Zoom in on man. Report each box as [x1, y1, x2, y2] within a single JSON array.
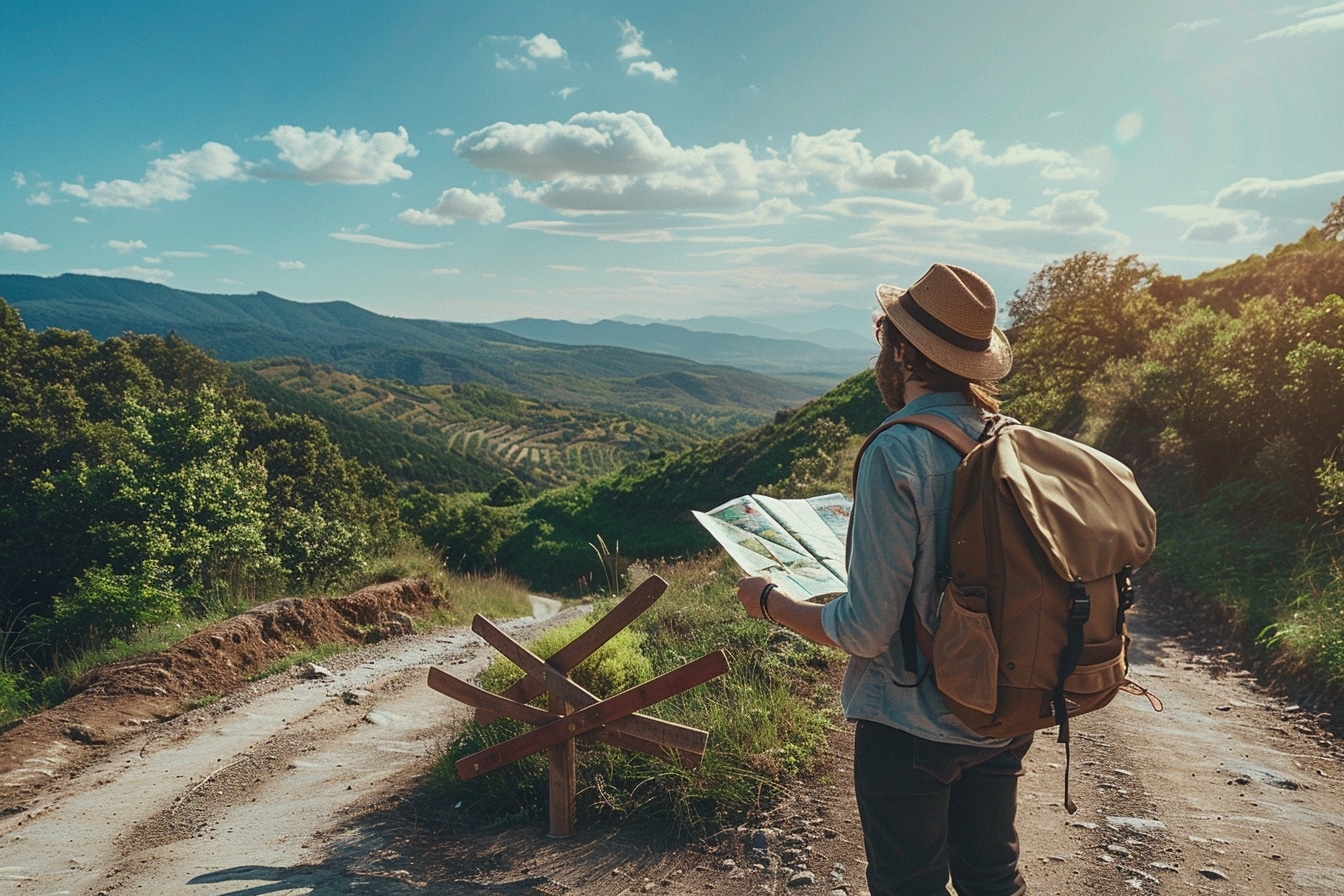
[[737, 263, 1031, 896]]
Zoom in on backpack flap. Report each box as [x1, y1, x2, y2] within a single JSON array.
[[993, 427, 1157, 582]]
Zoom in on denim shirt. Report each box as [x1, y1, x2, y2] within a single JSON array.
[[820, 392, 1010, 747]]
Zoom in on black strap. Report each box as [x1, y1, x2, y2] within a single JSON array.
[[1053, 581, 1091, 743]]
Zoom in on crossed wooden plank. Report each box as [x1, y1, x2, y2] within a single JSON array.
[[425, 575, 728, 783]]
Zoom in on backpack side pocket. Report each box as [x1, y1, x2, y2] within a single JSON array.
[[931, 583, 999, 715]]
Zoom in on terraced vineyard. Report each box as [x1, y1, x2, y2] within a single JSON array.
[[240, 360, 705, 490]]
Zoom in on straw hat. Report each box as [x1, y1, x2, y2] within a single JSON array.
[[876, 263, 1012, 381]]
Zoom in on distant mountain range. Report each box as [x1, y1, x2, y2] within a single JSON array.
[[0, 273, 819, 431], [487, 316, 873, 390], [608, 308, 871, 352]]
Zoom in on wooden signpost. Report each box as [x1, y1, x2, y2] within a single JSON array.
[[426, 575, 728, 837]]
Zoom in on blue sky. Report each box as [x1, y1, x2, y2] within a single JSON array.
[[3, 1, 1342, 334]]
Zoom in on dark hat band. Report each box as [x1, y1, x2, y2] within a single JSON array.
[[898, 291, 992, 352]]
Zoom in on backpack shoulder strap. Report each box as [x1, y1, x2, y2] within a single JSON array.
[[851, 412, 997, 491]]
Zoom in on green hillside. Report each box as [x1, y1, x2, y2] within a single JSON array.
[[0, 273, 813, 433], [235, 359, 708, 491]]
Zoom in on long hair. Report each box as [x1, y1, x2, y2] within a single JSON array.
[[877, 315, 1001, 413]]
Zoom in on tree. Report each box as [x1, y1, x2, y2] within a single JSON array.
[[1323, 194, 1344, 242], [1005, 253, 1168, 432]]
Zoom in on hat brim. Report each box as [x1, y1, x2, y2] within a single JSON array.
[[877, 284, 1012, 381]]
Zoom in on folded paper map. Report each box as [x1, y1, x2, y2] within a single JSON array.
[[693, 493, 852, 599]]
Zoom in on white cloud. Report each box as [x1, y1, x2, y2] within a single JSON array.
[[493, 33, 567, 71], [0, 231, 50, 252], [459, 113, 991, 212], [550, 264, 584, 271], [617, 20, 652, 60], [208, 243, 250, 253], [399, 187, 505, 225], [1146, 203, 1268, 242], [1028, 190, 1109, 231], [329, 232, 444, 249], [789, 129, 975, 202], [617, 20, 676, 82], [162, 250, 207, 258], [275, 260, 305, 269], [627, 60, 678, 82], [258, 126, 417, 184], [1253, 6, 1344, 40], [521, 33, 566, 61], [1211, 170, 1344, 220], [930, 129, 1097, 180], [973, 197, 1012, 217], [107, 239, 148, 253], [27, 191, 52, 206], [1145, 169, 1344, 243], [557, 87, 579, 100], [432, 267, 461, 275], [72, 216, 89, 224], [12, 172, 26, 188], [432, 127, 456, 137], [72, 265, 172, 282], [61, 142, 244, 207]]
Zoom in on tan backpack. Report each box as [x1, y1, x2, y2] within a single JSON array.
[[854, 413, 1160, 811]]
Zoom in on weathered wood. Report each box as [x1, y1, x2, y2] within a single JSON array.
[[474, 575, 667, 725], [472, 614, 709, 754], [548, 691, 576, 837], [456, 649, 728, 780], [427, 666, 703, 768]]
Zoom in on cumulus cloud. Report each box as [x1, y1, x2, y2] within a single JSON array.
[[930, 129, 1097, 180], [329, 232, 445, 249], [12, 172, 26, 188], [1253, 4, 1344, 40], [1028, 190, 1109, 231], [789, 129, 975, 202], [457, 113, 989, 213], [627, 60, 677, 82], [617, 20, 652, 60], [432, 128, 456, 137], [0, 231, 50, 252], [275, 260, 305, 269], [258, 126, 417, 184], [61, 142, 244, 207], [618, 20, 677, 82], [107, 239, 148, 253], [27, 191, 52, 206], [494, 32, 567, 70], [399, 187, 505, 225]]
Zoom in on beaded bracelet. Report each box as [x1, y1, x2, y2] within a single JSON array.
[[759, 582, 777, 622]]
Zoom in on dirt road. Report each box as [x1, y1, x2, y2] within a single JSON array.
[[1, 596, 1340, 896]]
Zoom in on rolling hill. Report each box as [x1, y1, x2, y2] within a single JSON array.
[[0, 274, 815, 434]]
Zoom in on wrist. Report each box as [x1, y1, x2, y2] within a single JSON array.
[[759, 582, 778, 622]]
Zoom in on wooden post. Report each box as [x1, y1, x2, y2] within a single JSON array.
[[548, 692, 576, 837]]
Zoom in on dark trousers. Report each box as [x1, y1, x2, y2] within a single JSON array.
[[853, 720, 1033, 896]]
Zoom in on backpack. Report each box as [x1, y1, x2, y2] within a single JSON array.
[[854, 412, 1160, 811]]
